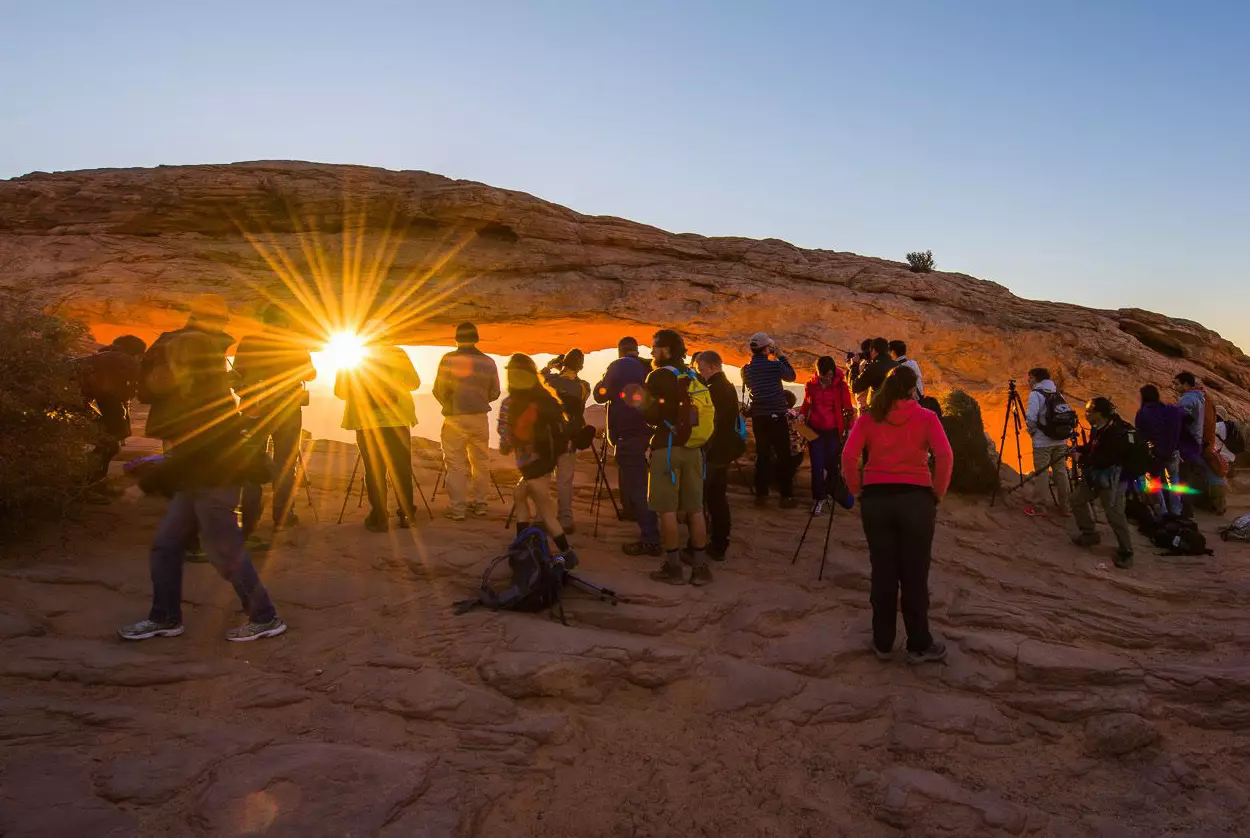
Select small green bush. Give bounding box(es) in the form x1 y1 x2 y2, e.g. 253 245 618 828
0 293 97 536
940 389 999 494
906 250 936 273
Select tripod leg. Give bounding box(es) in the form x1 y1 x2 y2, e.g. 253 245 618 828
591 446 605 539
337 453 362 525
412 464 435 520
989 398 1013 507
297 446 319 522
791 504 818 565
430 464 443 502
817 495 837 581
492 472 506 504
1012 395 1026 489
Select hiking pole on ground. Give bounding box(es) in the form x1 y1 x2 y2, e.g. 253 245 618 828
989 380 1028 508
566 573 628 605
336 453 363 524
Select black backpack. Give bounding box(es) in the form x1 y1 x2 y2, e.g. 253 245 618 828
454 528 570 623
1035 388 1078 441
1151 517 1214 557
1123 422 1153 480
1222 418 1245 456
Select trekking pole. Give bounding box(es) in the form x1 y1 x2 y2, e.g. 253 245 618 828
336 453 362 524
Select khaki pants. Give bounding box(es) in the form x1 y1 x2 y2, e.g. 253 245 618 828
1071 479 1134 553
556 451 577 530
441 414 491 515
1032 445 1071 510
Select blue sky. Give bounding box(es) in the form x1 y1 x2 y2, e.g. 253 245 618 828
3 0 1247 350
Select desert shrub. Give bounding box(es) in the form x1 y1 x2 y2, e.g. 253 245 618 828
0 293 97 535
906 250 936 273
940 389 999 494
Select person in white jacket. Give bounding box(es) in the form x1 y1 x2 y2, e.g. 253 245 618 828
1023 367 1072 516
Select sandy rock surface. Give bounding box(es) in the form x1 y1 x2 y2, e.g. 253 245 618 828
1 446 1249 836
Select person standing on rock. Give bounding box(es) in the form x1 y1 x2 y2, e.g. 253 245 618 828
497 354 579 568
1069 397 1136 568
1174 371 1228 516
798 355 854 515
742 332 798 508
850 337 894 416
644 329 713 586
1135 384 1187 517
335 322 421 532
543 349 592 534
434 323 501 522
233 304 317 537
888 340 924 398
1023 367 1073 517
694 350 745 560
77 334 147 486
119 328 286 643
842 364 952 664
595 337 662 556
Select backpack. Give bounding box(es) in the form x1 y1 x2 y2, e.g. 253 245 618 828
454 528 570 623
137 339 176 404
1222 419 1245 455
1123 422 1153 480
1151 517 1213 557
77 350 139 402
663 366 715 449
1035 388 1078 441
1220 514 1250 543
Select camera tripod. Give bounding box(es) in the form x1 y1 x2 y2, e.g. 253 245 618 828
989 380 1028 508
429 462 508 505
335 447 435 524
589 435 621 538
791 471 842 581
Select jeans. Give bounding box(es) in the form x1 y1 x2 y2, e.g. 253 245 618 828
357 427 414 521
556 450 577 529
1032 444 1071 510
442 413 491 516
241 412 303 537
705 463 731 553
149 487 275 624
753 413 794 499
616 435 659 544
1155 452 1184 516
861 488 936 653
807 430 842 501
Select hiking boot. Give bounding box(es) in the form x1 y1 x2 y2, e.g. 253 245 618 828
444 510 467 523
1114 550 1134 569
689 564 714 586
395 515 412 530
470 501 490 517
226 616 288 642
244 535 271 553
1072 532 1101 547
649 561 686 585
556 550 579 571
812 499 826 517
906 642 948 665
779 497 798 510
870 642 893 662
364 515 388 533
623 541 663 557
707 543 727 562
118 619 184 641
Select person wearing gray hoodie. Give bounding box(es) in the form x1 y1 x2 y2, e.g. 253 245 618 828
1024 368 1072 516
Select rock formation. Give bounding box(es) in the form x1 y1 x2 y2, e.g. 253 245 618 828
3 161 1249 443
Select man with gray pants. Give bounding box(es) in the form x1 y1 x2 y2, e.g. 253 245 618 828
434 323 500 522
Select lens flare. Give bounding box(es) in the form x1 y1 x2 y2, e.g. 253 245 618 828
322 331 367 374
1138 476 1200 496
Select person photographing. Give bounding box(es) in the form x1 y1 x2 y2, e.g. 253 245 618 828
742 332 797 508
842 365 952 665
1069 397 1136 568
542 349 591 534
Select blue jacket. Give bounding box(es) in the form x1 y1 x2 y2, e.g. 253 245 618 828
742 353 796 416
594 355 650 444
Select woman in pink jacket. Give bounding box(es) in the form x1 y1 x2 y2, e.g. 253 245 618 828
842 365 953 665
798 356 853 515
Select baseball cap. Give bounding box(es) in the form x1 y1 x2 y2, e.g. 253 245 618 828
749 332 773 349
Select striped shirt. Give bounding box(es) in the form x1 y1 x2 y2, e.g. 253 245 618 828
742 355 796 416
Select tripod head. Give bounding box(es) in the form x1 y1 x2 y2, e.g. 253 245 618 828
1008 379 1018 394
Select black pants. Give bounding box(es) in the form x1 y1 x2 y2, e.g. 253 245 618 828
705 463 731 552
356 427 414 521
861 488 936 653
753 413 794 499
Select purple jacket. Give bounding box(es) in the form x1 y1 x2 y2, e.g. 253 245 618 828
1135 402 1198 469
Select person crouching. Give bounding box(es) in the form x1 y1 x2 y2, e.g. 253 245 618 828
497 354 578 568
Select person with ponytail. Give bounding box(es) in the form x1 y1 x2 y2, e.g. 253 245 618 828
497 354 578 568
841 365 953 665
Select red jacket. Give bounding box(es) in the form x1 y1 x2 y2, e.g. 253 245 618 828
799 372 852 435
842 400 953 496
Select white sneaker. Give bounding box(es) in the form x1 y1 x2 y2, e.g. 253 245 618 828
118 619 185 641
226 617 287 642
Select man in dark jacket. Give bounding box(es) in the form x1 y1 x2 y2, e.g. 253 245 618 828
233 304 317 534
543 348 591 533
741 332 798 507
79 335 147 482
1134 384 1186 517
433 322 501 522
1071 397 1135 568
851 337 895 413
119 327 286 644
643 329 711 586
695 350 744 560
595 336 661 555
